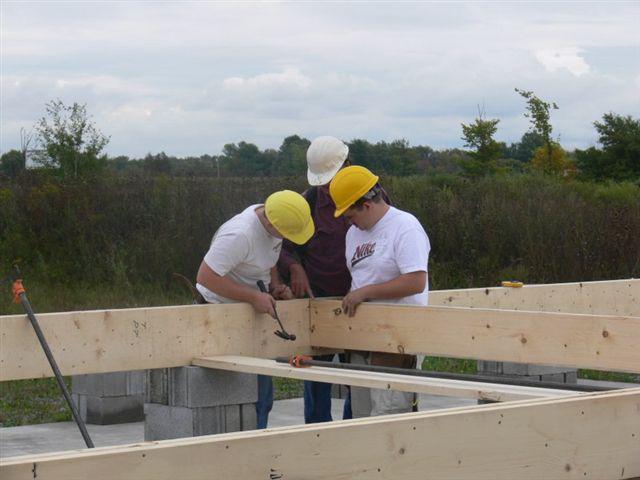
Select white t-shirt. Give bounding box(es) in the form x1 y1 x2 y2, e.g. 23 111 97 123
196 204 282 304
346 206 430 306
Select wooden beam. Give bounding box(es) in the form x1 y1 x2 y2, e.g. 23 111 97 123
2 388 638 479
310 300 640 373
193 355 577 401
0 300 312 381
430 278 640 316
3 279 637 381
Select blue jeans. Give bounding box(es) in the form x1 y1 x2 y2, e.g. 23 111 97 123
343 387 352 420
256 375 273 429
303 354 352 423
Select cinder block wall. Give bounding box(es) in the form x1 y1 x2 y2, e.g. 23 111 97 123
144 366 258 441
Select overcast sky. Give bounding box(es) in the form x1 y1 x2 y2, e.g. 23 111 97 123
1 1 639 157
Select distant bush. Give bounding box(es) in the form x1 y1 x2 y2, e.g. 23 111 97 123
1 172 638 290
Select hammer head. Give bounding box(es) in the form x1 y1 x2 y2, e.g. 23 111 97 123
274 330 296 341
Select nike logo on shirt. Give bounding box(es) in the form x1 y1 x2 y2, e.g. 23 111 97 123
351 242 376 267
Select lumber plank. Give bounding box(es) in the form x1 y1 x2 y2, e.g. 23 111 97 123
310 300 640 373
193 355 577 401
0 300 311 381
430 278 640 316
2 388 638 479
2 279 637 380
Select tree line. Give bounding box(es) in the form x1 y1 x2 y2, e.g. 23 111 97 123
1 90 639 182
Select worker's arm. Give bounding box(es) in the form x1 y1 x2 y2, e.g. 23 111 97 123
277 240 314 298
197 261 276 318
269 266 294 300
341 271 427 317
289 263 314 298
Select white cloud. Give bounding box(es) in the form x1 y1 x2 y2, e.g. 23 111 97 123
223 68 312 90
535 48 591 77
1 2 638 156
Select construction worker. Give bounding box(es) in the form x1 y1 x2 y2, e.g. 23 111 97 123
196 190 314 429
277 136 353 423
329 165 430 418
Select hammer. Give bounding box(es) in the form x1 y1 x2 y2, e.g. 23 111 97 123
257 280 296 341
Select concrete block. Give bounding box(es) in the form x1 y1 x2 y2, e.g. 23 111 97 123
168 366 258 408
126 371 146 395
223 404 241 433
501 362 577 377
565 371 578 383
477 361 577 405
146 368 169 404
144 403 194 440
241 403 257 431
144 403 257 441
73 371 146 397
72 374 104 396
500 362 530 376
540 372 566 383
71 393 87 420
76 394 145 425
195 405 226 435
476 361 502 375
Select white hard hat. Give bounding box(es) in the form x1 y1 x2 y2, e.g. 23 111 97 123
306 136 349 186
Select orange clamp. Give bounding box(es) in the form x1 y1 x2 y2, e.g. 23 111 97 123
289 355 312 368
12 278 25 304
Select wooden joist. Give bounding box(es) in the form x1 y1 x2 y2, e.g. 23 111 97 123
193 355 578 401
2 279 638 381
0 300 312 381
310 300 640 373
430 278 640 316
2 388 638 479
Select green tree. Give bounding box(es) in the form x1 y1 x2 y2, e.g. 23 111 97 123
0 149 25 178
106 155 131 173
515 88 559 171
348 139 381 172
143 152 173 175
386 139 419 175
576 113 640 181
219 141 269 176
459 114 502 177
505 131 545 163
273 135 310 176
35 99 109 178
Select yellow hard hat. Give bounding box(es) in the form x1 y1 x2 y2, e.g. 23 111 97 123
265 190 315 245
329 165 379 217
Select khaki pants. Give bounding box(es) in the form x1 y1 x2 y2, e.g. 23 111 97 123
349 351 417 418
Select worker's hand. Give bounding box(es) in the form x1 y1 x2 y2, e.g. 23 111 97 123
271 283 294 300
342 288 368 317
251 291 277 318
290 263 314 299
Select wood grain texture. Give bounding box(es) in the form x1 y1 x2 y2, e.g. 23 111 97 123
310 300 640 373
2 388 638 479
0 300 311 381
193 355 576 401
